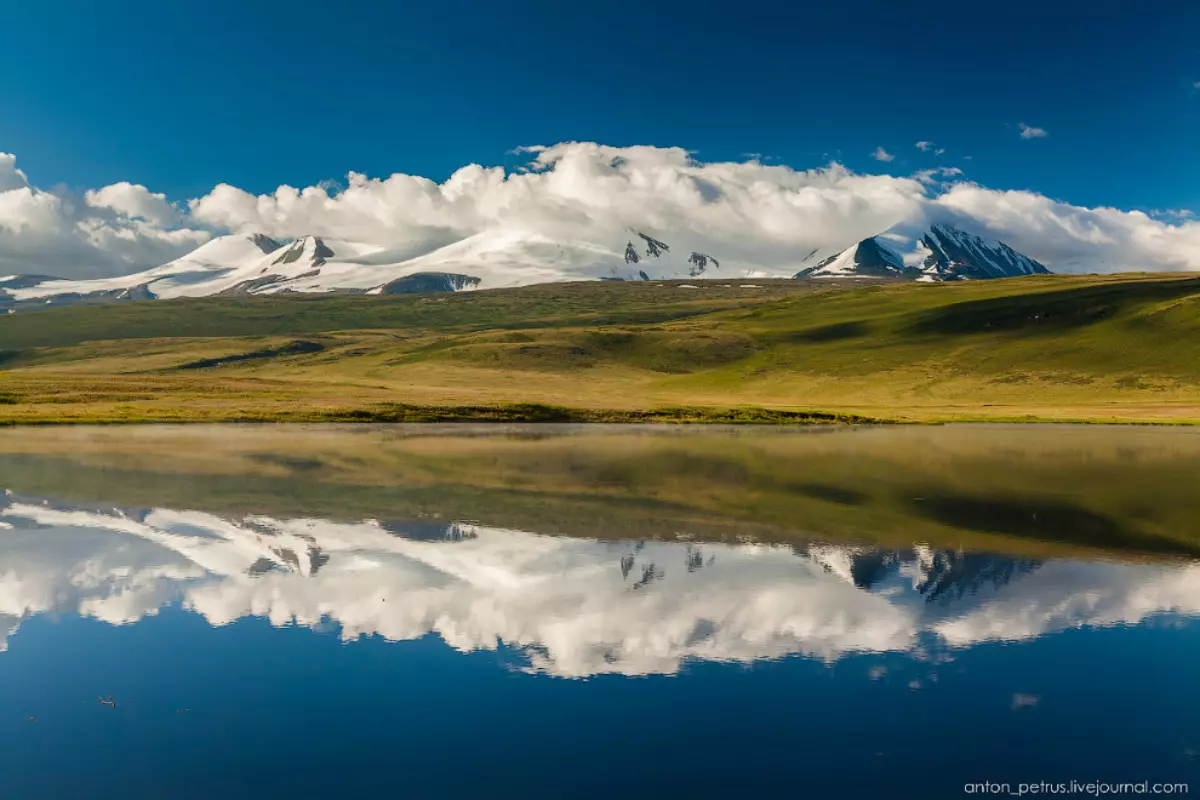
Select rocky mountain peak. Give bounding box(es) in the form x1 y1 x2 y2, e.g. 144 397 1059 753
272 236 336 267
797 224 1049 281
249 233 283 254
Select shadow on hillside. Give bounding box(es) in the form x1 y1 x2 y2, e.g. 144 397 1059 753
788 320 871 342
909 277 1200 335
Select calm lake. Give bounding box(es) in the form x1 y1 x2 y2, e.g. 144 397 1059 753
0 424 1198 798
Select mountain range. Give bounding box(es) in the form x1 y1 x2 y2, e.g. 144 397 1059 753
796 223 1049 281
0 223 1050 310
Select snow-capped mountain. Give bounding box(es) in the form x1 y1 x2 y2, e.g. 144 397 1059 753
619 231 721 279
1 221 1049 309
797 223 1050 281
1 227 735 308
795 236 913 279
917 224 1049 279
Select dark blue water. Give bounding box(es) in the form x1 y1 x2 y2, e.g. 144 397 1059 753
1 609 1196 799
0 425 1198 798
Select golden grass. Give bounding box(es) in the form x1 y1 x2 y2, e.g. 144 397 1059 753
2 273 1199 424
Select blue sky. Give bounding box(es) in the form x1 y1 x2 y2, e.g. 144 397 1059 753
2 0 1198 213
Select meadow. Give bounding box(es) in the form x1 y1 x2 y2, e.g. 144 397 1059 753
1 273 1198 424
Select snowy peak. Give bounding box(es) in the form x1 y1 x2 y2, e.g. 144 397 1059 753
173 232 279 264
637 231 670 259
918 224 1049 280
271 235 335 267
2 220 1049 310
1 232 289 309
623 231 671 267
250 233 282 254
798 224 1050 281
0 274 58 290
622 231 721 278
795 236 913 279
687 251 720 274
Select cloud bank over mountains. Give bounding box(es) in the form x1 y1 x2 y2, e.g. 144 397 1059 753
2 142 1198 280
0 153 209 279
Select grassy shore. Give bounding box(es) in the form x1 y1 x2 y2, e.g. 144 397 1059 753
1 273 1198 424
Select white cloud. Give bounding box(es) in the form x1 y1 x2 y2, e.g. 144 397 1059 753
1018 123 1048 139
915 141 934 152
872 146 895 162
934 148 946 155
932 185 1200 271
2 142 1199 281
1011 693 1040 709
913 167 964 184
1150 209 1196 221
0 153 31 192
0 153 209 279
85 182 179 226
188 143 930 272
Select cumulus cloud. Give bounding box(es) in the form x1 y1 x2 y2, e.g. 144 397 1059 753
872 146 895 162
0 153 31 192
915 141 934 152
1018 123 1048 139
2 142 1199 280
0 153 209 279
932 185 1200 271
188 142 930 272
175 142 1200 273
85 182 179 226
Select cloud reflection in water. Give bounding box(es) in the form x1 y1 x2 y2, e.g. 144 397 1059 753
2 492 1198 677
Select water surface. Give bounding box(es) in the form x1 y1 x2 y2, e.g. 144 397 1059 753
0 425 1197 798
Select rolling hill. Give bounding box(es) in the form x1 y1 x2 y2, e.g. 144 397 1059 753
0 272 1198 424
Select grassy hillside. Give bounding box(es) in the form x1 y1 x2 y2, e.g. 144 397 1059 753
1 273 1198 424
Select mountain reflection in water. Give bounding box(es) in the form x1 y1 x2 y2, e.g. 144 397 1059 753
2 426 1199 799
3 490 1197 678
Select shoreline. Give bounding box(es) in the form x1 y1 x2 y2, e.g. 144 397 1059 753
2 401 1198 427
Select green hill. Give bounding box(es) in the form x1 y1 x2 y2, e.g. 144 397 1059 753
1 273 1198 424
